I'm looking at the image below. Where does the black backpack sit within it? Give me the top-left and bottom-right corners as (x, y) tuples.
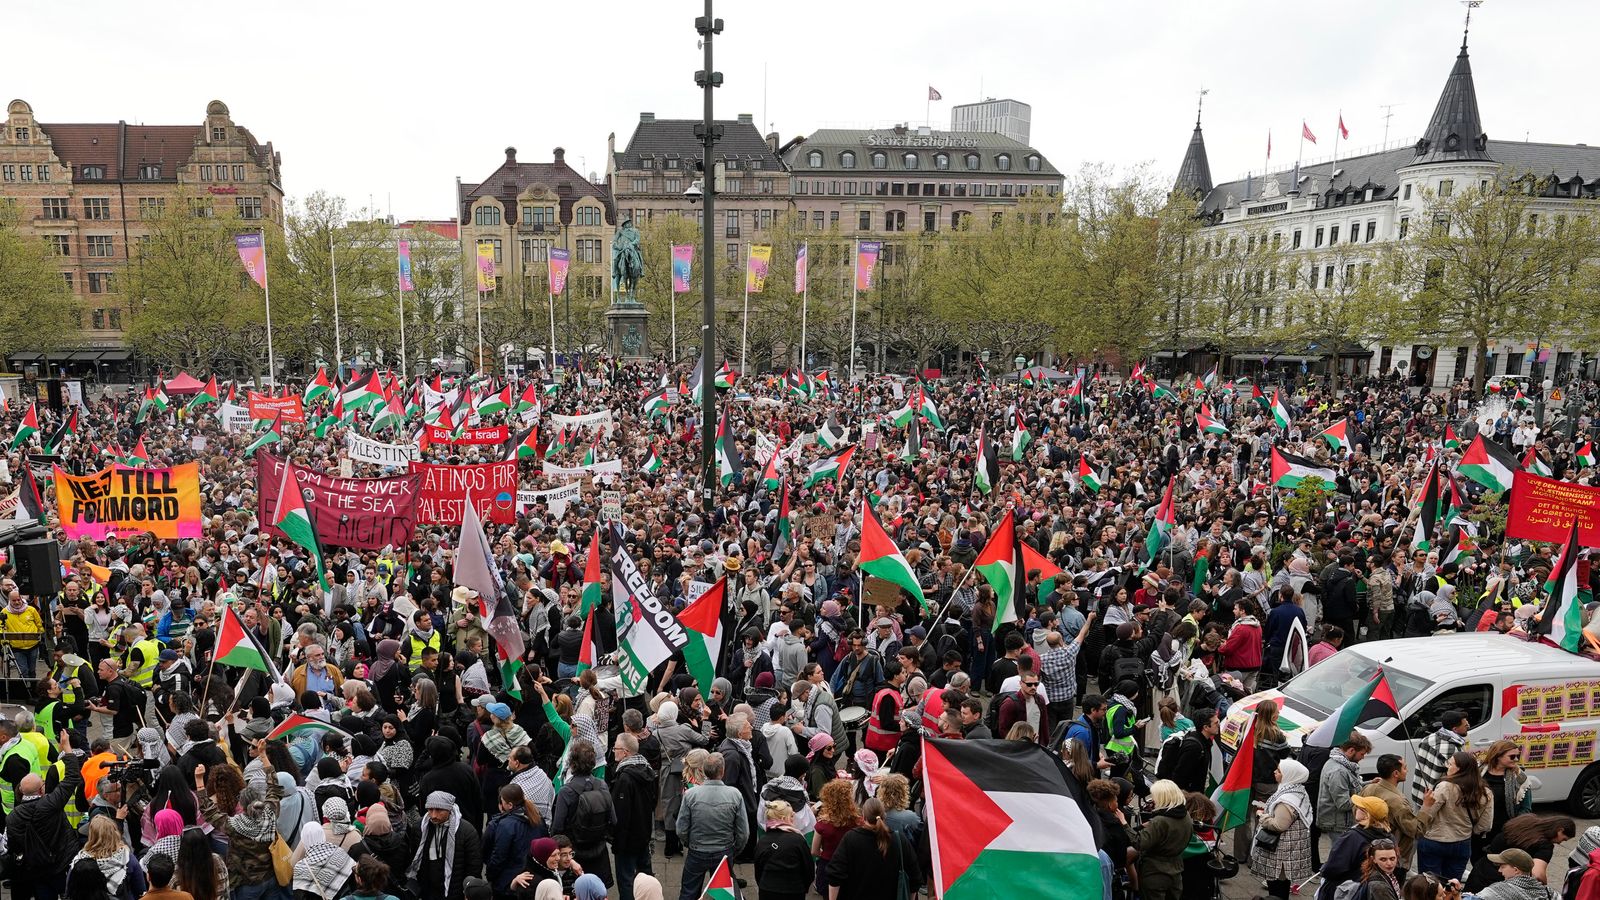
(1154, 731), (1188, 781)
(1110, 653), (1145, 686)
(984, 690), (1017, 735)
(569, 778), (612, 848)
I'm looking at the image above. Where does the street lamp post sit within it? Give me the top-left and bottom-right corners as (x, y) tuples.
(695, 1), (724, 526)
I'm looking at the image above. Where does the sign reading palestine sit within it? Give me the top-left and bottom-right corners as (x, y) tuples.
(414, 460), (518, 525)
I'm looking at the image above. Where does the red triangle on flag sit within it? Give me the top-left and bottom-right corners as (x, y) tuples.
(923, 738), (1013, 892)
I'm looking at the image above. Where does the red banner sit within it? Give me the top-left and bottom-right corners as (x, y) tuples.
(1506, 471), (1600, 545)
(423, 424), (509, 445)
(248, 391), (306, 423)
(414, 460), (518, 525)
(256, 453), (420, 548)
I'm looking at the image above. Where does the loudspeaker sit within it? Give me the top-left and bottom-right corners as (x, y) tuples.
(14, 538), (61, 598)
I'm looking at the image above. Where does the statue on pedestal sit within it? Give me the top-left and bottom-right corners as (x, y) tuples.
(611, 217), (643, 301)
(606, 217), (651, 360)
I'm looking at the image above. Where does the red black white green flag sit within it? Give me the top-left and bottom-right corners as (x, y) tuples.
(1304, 668), (1398, 747)
(857, 497), (928, 610)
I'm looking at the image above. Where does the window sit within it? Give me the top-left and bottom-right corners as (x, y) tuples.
(200, 165), (213, 180)
(62, 273), (74, 292)
(964, 153), (980, 170)
(1398, 217), (1409, 239)
(726, 178), (742, 192)
(839, 151), (856, 169)
(42, 198), (70, 220)
(858, 211), (871, 230)
(829, 211), (839, 228)
(19, 165), (32, 181)
(576, 238), (602, 263)
(1365, 221), (1377, 242)
(37, 164), (49, 182)
(83, 198), (112, 220)
(189, 197), (214, 217)
(796, 181), (808, 195)
(45, 235), (70, 256)
(813, 211), (824, 230)
(903, 152), (919, 169)
(996, 154), (1011, 171)
(665, 178), (681, 194)
(138, 197), (164, 218)
(871, 152), (887, 169)
(486, 238), (503, 263)
(923, 211), (937, 233)
(474, 205), (501, 226)
(1402, 183), (1412, 200)
(891, 183), (904, 196)
(14, 127), (29, 142)
(985, 183), (997, 197)
(954, 184), (966, 197)
(907, 184), (919, 197)
(1324, 265), (1334, 288)
(88, 272), (115, 293)
(631, 177), (649, 193)
(726, 243), (739, 263)
(1349, 223), (1360, 243)
(875, 182), (889, 196)
(1438, 179), (1454, 198)
(2, 165), (15, 182)
(237, 197), (262, 219)
(138, 164), (161, 180)
(211, 126), (226, 142)
(109, 308), (122, 330)
(1309, 266), (1320, 289)
(1403, 684), (1493, 736)
(1000, 184), (1012, 197)
(666, 157), (680, 170)
(1291, 229), (1302, 249)
(233, 165), (244, 181)
(80, 165), (105, 179)
(807, 151), (823, 168)
(758, 209), (774, 231)
(1329, 225), (1340, 244)
(1026, 155), (1041, 172)
(884, 210), (905, 232)
(86, 235), (114, 257)
(950, 211), (967, 229)
(760, 178), (773, 194)
(845, 181), (857, 195)
(575, 206), (603, 226)
(725, 209), (740, 237)
(1344, 263), (1356, 285)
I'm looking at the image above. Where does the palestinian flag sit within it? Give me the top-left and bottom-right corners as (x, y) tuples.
(544, 426), (569, 460)
(1531, 519), (1585, 654)
(266, 713), (347, 742)
(575, 604), (604, 674)
(542, 380), (560, 397)
(783, 368), (811, 399)
(515, 381), (542, 414)
(974, 425), (998, 495)
(1270, 447), (1336, 488)
(1411, 464), (1443, 551)
(1513, 388), (1531, 409)
(136, 386), (169, 423)
(1304, 669), (1399, 747)
(1010, 410), (1032, 461)
(478, 384), (512, 417)
(271, 461), (330, 592)
(900, 413), (924, 463)
(510, 426), (539, 461)
(44, 409), (77, 453)
(10, 403), (39, 450)
(1077, 457), (1103, 493)
(642, 444), (664, 474)
(1269, 390), (1292, 429)
(1578, 442), (1597, 468)
(578, 527), (605, 625)
(117, 438), (150, 467)
(642, 388), (674, 419)
(678, 577), (728, 696)
(1066, 375), (1086, 409)
(314, 398), (344, 439)
(1522, 446), (1553, 478)
(304, 366), (333, 404)
(803, 444), (855, 489)
(370, 393), (405, 432)
(857, 497), (928, 610)
(1150, 382), (1177, 402)
(245, 416), (283, 455)
(1021, 542), (1063, 605)
(1444, 426), (1462, 450)
(1020, 368), (1036, 387)
(1212, 719), (1257, 832)
(922, 738), (1100, 900)
(714, 362), (739, 390)
(342, 371), (384, 412)
(1196, 410), (1229, 435)
(1251, 382), (1270, 411)
(215, 603), (273, 673)
(975, 510), (1026, 632)
(581, 440), (599, 467)
(16, 467), (46, 524)
(889, 399), (918, 428)
(453, 496), (526, 699)
(1317, 420), (1351, 453)
(773, 481), (794, 560)
(185, 376), (220, 414)
(1440, 524), (1478, 567)
(1200, 365), (1218, 389)
(697, 856), (736, 900)
(1143, 477), (1176, 565)
(816, 417), (848, 450)
(917, 387), (946, 431)
(715, 408), (740, 487)
(762, 440), (784, 489)
(1459, 434), (1518, 494)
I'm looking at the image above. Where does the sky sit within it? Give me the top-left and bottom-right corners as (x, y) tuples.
(7, 0), (1588, 222)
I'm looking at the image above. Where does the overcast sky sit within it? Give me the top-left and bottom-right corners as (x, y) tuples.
(7, 1), (1584, 221)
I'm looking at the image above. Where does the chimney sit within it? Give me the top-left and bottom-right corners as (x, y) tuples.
(766, 131), (780, 154)
(505, 146), (517, 163)
(737, 113), (753, 125)
(553, 146), (565, 164)
(640, 112), (655, 123)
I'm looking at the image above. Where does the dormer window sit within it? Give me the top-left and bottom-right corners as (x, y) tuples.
(1444, 134), (1461, 151)
(870, 152), (887, 169)
(1026, 155), (1041, 172)
(903, 152), (919, 169)
(81, 165), (105, 179)
(964, 153), (980, 170)
(138, 164), (161, 180)
(996, 154), (1012, 171)
(211, 126), (226, 142)
(840, 151), (856, 169)
(641, 157), (655, 169)
(13, 127), (29, 142)
(807, 151), (823, 168)
(934, 153), (949, 170)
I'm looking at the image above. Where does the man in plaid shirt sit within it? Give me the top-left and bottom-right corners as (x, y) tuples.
(1410, 708), (1470, 807)
(1039, 611), (1096, 726)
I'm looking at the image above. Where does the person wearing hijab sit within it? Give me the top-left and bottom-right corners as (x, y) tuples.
(573, 873), (608, 900)
(1562, 825), (1600, 900)
(408, 791), (482, 900)
(275, 771), (317, 850)
(140, 808), (186, 874)
(417, 735), (484, 834)
(633, 873), (666, 900)
(357, 801), (409, 878)
(321, 796), (365, 855)
(139, 765), (201, 846)
(292, 821), (358, 899)
(1250, 758), (1315, 900)
(196, 745), (284, 896)
(369, 639), (405, 713)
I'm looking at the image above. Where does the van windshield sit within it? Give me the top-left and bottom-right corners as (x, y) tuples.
(1280, 650), (1432, 723)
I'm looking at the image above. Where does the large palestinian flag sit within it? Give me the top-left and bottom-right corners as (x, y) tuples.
(1270, 447), (1335, 488)
(1317, 420), (1350, 453)
(1530, 519), (1585, 654)
(1303, 669), (1399, 747)
(1410, 463), (1443, 552)
(271, 462), (330, 592)
(1142, 476), (1176, 565)
(453, 495), (526, 698)
(1212, 718), (1257, 832)
(1458, 434), (1517, 494)
(922, 738), (1100, 900)
(215, 603), (275, 674)
(974, 510), (1025, 633)
(678, 577), (728, 697)
(858, 498), (928, 610)
(1521, 446), (1553, 478)
(803, 443), (855, 489)
(1269, 390), (1292, 430)
(974, 425), (998, 495)
(1021, 542), (1063, 605)
(266, 713), (349, 742)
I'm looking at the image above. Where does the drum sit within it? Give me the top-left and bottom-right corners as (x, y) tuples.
(840, 705), (869, 755)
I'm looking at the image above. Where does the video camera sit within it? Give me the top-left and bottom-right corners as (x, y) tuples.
(102, 756), (161, 788)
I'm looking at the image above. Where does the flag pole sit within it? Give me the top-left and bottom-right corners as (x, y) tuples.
(740, 242), (750, 374)
(330, 226), (343, 371)
(262, 230), (277, 387)
(671, 289), (678, 364)
(848, 240), (859, 384)
(1331, 109), (1341, 183)
(799, 245), (808, 373)
(396, 243), (407, 381)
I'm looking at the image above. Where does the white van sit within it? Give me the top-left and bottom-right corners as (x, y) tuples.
(1219, 634), (1600, 815)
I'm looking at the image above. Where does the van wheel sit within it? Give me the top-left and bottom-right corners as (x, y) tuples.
(1570, 763), (1600, 817)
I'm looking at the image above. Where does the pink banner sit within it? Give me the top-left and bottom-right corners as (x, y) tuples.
(255, 453), (420, 549)
(855, 240), (882, 291)
(795, 243), (808, 294)
(414, 461), (519, 525)
(397, 240), (414, 291)
(548, 248), (570, 295)
(235, 232), (267, 289)
(671, 244), (693, 293)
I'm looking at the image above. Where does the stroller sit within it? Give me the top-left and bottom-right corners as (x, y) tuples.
(1181, 819), (1238, 900)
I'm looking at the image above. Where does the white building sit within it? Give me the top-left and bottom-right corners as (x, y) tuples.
(951, 98), (1031, 146)
(1174, 34), (1600, 389)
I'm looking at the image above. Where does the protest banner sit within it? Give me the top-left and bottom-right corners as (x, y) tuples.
(518, 481), (581, 518)
(805, 513), (836, 540)
(551, 410), (615, 437)
(542, 458), (623, 483)
(346, 432), (419, 467)
(423, 424), (509, 445)
(248, 391), (305, 423)
(56, 462), (203, 540)
(256, 452), (420, 549)
(218, 402), (251, 433)
(415, 460), (518, 525)
(601, 490), (622, 522)
(1507, 471), (1600, 544)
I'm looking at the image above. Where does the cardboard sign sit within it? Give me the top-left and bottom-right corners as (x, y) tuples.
(256, 453), (420, 549)
(414, 460), (519, 525)
(601, 490), (622, 523)
(805, 514), (836, 540)
(247, 391), (305, 423)
(863, 576), (905, 608)
(55, 463), (204, 541)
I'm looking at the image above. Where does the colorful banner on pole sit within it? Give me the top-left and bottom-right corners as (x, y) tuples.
(256, 453), (420, 549)
(55, 463), (204, 541)
(795, 243), (808, 293)
(671, 244), (693, 293)
(235, 232), (267, 289)
(548, 247), (570, 295)
(855, 240), (882, 291)
(476, 241), (496, 291)
(397, 239), (414, 291)
(414, 460), (518, 525)
(423, 424), (510, 445)
(746, 244), (772, 293)
(247, 391), (305, 423)
(1507, 471), (1600, 544)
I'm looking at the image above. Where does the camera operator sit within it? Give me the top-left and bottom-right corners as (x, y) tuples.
(153, 649), (193, 729)
(2, 588), (46, 678)
(88, 656), (147, 742)
(80, 770), (140, 851)
(4, 728), (84, 900)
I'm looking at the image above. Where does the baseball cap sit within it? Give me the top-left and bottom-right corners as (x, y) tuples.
(159, 649), (180, 662)
(1487, 849), (1534, 872)
(487, 702), (512, 720)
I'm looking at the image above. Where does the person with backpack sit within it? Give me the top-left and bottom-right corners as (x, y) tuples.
(1161, 708), (1218, 794)
(1065, 695), (1111, 774)
(829, 631), (885, 709)
(1317, 795), (1394, 900)
(551, 742), (617, 889)
(1096, 623), (1149, 698)
(1104, 680), (1145, 784)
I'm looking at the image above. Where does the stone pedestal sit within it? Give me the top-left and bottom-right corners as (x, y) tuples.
(606, 300), (651, 362)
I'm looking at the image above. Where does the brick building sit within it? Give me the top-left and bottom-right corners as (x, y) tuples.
(0, 99), (282, 374)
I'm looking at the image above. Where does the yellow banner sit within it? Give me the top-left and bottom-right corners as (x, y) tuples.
(54, 462), (203, 540)
(476, 241), (496, 291)
(746, 244), (772, 293)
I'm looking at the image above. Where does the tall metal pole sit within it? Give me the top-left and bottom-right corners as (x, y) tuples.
(262, 229), (277, 386)
(696, 0), (723, 524)
(330, 227), (343, 370)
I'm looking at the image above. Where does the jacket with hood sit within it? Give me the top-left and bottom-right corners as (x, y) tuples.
(1136, 806), (1193, 881)
(773, 632), (809, 687)
(4, 747), (84, 876)
(200, 769), (284, 890)
(1219, 615), (1263, 671)
(1321, 564), (1358, 621)
(483, 808), (544, 893)
(610, 754), (658, 854)
(761, 720), (801, 777)
(416, 735), (484, 833)
(1316, 748), (1363, 833)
